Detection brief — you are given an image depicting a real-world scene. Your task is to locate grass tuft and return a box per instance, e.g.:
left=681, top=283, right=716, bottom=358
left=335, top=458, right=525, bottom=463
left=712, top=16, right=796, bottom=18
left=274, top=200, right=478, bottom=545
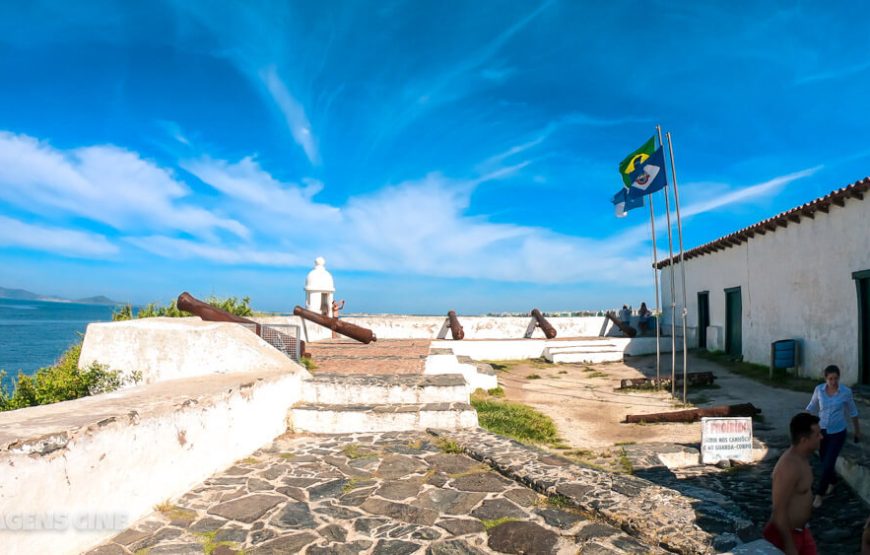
left=435, top=438, right=463, bottom=454
left=482, top=517, right=519, bottom=531
left=341, top=443, right=377, bottom=460
left=471, top=395, right=560, bottom=446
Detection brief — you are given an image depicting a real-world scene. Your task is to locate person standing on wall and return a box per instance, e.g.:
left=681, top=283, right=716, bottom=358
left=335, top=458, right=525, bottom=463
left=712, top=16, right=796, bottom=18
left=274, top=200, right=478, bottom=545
left=331, top=299, right=345, bottom=339
left=805, top=364, right=860, bottom=508
left=637, top=302, right=651, bottom=335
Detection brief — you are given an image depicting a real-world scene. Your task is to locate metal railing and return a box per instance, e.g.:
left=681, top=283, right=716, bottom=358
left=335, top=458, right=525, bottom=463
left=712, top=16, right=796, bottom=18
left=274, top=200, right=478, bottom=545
left=241, top=323, right=303, bottom=361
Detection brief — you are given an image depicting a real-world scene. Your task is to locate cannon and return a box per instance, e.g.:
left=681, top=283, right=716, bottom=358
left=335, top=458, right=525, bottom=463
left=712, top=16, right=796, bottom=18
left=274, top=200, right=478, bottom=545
left=530, top=308, right=557, bottom=339
left=293, top=305, right=377, bottom=344
left=177, top=292, right=261, bottom=332
left=619, top=371, right=716, bottom=390
left=177, top=292, right=305, bottom=359
left=606, top=311, right=637, bottom=338
left=447, top=310, right=465, bottom=340
left=624, top=403, right=761, bottom=424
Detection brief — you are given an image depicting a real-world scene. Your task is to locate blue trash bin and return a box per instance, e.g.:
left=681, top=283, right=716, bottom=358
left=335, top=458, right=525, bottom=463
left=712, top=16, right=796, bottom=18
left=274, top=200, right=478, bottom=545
left=771, top=339, right=799, bottom=370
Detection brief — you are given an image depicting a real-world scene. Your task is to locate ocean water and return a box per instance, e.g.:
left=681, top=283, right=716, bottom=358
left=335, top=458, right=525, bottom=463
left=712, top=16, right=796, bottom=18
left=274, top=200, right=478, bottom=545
left=0, top=298, right=116, bottom=382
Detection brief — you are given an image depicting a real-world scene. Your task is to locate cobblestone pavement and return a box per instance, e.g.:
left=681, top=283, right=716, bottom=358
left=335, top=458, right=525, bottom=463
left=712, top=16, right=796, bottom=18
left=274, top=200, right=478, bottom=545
left=631, top=437, right=869, bottom=555
left=304, top=340, right=431, bottom=375
left=87, top=431, right=667, bottom=555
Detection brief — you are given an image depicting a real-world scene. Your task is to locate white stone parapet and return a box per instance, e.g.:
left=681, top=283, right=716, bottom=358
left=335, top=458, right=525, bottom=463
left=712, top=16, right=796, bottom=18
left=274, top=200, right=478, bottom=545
left=79, top=318, right=302, bottom=386
left=0, top=368, right=307, bottom=555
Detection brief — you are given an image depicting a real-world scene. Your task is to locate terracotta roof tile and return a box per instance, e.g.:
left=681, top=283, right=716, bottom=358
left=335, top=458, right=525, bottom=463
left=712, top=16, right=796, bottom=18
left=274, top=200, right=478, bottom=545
left=656, top=177, right=870, bottom=269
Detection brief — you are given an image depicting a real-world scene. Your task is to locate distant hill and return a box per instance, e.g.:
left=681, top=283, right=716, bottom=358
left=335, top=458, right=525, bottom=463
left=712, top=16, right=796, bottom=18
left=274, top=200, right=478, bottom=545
left=0, top=287, right=123, bottom=305
left=75, top=295, right=123, bottom=306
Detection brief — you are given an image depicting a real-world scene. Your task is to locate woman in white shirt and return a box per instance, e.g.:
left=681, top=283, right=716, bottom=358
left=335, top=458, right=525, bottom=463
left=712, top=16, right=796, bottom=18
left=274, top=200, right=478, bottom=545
left=805, top=364, right=861, bottom=508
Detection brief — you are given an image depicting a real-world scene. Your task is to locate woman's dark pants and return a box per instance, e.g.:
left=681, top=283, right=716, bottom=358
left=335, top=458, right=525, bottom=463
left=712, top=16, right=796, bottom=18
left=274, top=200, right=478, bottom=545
left=818, top=429, right=847, bottom=495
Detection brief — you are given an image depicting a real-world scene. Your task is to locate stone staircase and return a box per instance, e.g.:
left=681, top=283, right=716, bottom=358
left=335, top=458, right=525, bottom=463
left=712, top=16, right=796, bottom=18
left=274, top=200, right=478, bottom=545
left=543, top=340, right=623, bottom=363
left=424, top=349, right=499, bottom=393
left=290, top=373, right=479, bottom=433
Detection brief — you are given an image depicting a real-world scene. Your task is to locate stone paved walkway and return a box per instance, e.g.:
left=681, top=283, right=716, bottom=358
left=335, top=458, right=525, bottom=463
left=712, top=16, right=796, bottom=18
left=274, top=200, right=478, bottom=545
left=633, top=439, right=869, bottom=555
left=305, top=340, right=431, bottom=375
left=88, top=431, right=678, bottom=555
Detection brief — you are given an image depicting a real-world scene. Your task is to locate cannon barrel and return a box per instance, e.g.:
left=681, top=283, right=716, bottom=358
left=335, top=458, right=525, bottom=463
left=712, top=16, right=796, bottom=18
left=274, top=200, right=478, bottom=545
left=177, top=292, right=260, bottom=333
left=605, top=311, right=637, bottom=338
left=446, top=310, right=465, bottom=340
left=177, top=292, right=307, bottom=358
left=530, top=308, right=557, bottom=339
left=293, top=305, right=377, bottom=344
left=624, top=403, right=761, bottom=424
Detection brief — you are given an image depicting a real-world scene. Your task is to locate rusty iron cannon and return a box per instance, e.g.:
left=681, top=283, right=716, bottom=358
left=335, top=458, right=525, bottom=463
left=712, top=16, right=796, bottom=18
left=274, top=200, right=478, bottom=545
left=177, top=292, right=306, bottom=358
left=619, top=371, right=716, bottom=390
left=293, top=305, right=377, bottom=344
left=606, top=311, right=637, bottom=338
left=624, top=403, right=761, bottom=424
left=447, top=310, right=465, bottom=340
left=530, top=308, right=557, bottom=339
left=177, top=291, right=261, bottom=332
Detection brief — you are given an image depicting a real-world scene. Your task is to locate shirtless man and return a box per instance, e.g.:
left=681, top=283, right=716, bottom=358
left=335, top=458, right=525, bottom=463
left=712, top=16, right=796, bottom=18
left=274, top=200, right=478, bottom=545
left=764, top=412, right=822, bottom=554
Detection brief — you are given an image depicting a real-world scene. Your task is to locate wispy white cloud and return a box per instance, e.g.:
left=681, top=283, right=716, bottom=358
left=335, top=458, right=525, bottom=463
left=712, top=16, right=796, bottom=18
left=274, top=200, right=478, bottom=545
left=181, top=155, right=341, bottom=230
left=0, top=216, right=118, bottom=257
left=795, top=60, right=870, bottom=85
left=479, top=112, right=653, bottom=172
left=126, top=236, right=302, bottom=266
left=150, top=159, right=649, bottom=285
left=157, top=120, right=190, bottom=145
left=679, top=166, right=821, bottom=218
left=260, top=66, right=320, bottom=165
left=0, top=132, right=248, bottom=241
left=2, top=128, right=806, bottom=289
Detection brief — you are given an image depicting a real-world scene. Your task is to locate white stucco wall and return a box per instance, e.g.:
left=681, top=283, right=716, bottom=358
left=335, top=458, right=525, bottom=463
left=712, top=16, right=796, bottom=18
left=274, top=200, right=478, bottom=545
left=662, top=198, right=870, bottom=383
left=260, top=315, right=618, bottom=342
left=0, top=368, right=305, bottom=555
left=79, top=318, right=300, bottom=385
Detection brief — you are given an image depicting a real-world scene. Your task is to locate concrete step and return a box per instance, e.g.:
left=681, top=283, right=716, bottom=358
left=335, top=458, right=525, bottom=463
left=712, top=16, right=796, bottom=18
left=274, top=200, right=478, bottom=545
left=290, top=402, right=478, bottom=433
left=300, top=373, right=469, bottom=405
left=425, top=353, right=499, bottom=393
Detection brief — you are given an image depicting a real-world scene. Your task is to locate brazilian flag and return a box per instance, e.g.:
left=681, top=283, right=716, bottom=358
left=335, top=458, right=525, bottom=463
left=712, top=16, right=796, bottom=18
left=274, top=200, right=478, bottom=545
left=618, top=136, right=667, bottom=198
left=619, top=136, right=656, bottom=187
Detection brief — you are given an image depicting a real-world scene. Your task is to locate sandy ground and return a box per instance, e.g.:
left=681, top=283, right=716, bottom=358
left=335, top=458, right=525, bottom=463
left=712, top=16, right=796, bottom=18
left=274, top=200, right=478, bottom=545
left=496, top=351, right=810, bottom=451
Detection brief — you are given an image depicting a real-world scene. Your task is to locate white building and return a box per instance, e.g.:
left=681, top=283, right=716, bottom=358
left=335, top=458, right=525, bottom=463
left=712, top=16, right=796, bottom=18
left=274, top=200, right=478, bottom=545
left=658, top=177, right=870, bottom=384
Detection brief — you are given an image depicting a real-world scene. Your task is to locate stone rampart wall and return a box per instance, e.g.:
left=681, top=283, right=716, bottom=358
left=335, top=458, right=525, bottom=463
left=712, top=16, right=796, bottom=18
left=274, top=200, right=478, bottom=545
left=0, top=368, right=305, bottom=555
left=259, top=315, right=623, bottom=342
left=79, top=318, right=299, bottom=385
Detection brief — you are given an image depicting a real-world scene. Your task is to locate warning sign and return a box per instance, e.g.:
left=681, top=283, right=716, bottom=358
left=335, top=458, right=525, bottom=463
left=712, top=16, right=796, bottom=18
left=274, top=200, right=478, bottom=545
left=701, top=417, right=753, bottom=464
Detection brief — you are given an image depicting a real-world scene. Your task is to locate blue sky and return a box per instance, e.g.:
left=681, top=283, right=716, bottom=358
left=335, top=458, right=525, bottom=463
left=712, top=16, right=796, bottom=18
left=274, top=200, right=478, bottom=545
left=1, top=1, right=868, bottom=314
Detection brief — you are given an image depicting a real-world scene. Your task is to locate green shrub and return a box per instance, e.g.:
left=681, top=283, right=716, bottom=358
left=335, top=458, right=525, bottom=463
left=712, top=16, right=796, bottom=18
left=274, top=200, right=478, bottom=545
left=113, top=296, right=253, bottom=321
left=0, top=343, right=139, bottom=412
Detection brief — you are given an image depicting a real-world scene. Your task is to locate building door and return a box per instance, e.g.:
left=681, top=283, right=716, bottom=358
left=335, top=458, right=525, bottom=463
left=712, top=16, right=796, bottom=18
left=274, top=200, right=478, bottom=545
left=855, top=270, right=870, bottom=384
left=725, top=287, right=742, bottom=358
left=697, top=291, right=710, bottom=349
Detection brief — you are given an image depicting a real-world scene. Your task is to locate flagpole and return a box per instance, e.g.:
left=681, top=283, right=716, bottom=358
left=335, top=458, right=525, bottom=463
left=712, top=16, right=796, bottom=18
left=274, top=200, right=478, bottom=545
left=648, top=196, right=661, bottom=388
left=657, top=125, right=677, bottom=397
left=666, top=131, right=689, bottom=404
